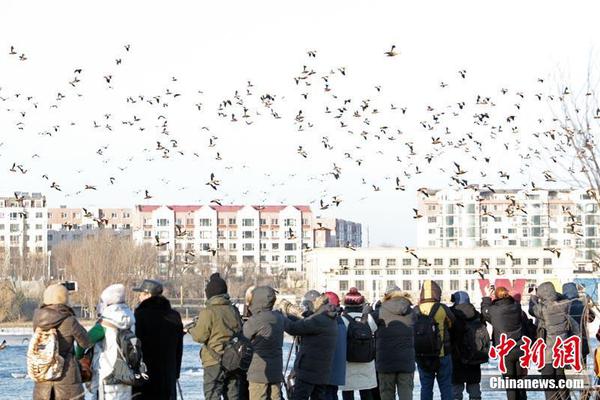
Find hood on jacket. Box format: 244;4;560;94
34;304;74;330
381;295;412;315
420;280;441;303
206;293;232;306
249;286;276;314
101;303;135;330
562;283;579;300
451;291;470;305
537;281;558;302
452;303;477;320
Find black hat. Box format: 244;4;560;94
133;279;163;296
205;273;228;299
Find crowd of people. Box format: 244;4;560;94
27;275;598;400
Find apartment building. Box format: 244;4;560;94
47;206;132;250
416;188;599;271
305;247;579;304
313;217;362;248
0;192;47;260
131;204;314;274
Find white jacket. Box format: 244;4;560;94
91;303;136;400
340;311;378;391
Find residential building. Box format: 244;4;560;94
313;217;362;248
305;247;578;305
131;204;314;274
416;187;598;271
0;192;47;260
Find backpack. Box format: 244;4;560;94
459;318;490;365
27;328;65;382
343;312;375;363
206;306;254;375
414;303;442;358
104;328;148;387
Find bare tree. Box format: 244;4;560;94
52;231;158;314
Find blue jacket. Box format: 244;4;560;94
329;316;347;386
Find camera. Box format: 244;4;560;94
62;281;78;291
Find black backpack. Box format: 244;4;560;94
104;328;148;387
460;318;490;365
414;303;442;358
207;307;254;375
343;312;375;363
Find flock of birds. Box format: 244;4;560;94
1;43;598;262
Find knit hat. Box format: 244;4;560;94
324;291;340;307
101;284;126;306
451;291;470;305
43;283;69;306
205;273;228;299
343;287;365;306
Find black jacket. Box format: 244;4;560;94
284;306;338;385
529;282;579;361
135;295;184;400
373;296;416;373
481;296;525;345
449;303;482;384
243;286;285;384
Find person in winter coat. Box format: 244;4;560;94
83;284;135;400
189;273;243;400
562;282;595;367
529;282;579;400
416;280;455;400
282;292;339;400
481;286;528;400
449;291;483;400
323;291;347;400
95;284;137;400
242;286;285;400
340;288;378;400
372;286;416;400
134;279;184;400
33;283;92;400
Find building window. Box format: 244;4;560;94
371;259;380;266
272;243;279;250
434;258;443;266
527;269;537;275
242;218;254;227
355;259;364;266
228;218;237;225
271;218;278;225
543;268;552;274
242;243;254;251
465;258;474;266
450;258;459;266
418;269;429;275
513;258;521;265
229;243;237;251
355;280;365;291
157;219;169;227
272;255;279;262
497;258;506;266
386;258;396;266
285;243;297;251
356;270;364;275
402;258;412;266
450;280;459;291
284;255;297;263
543;258;552;266
434;269;443;275
527;258;538;266
402;280;412;291
242;231;254;239
243;255;255;264
259;218;267;225
402;269;412;275
387;269;397;275
198;218;212;226
284;219;296;227
340;281;349;291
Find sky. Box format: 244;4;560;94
1;1;600;246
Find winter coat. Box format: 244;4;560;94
92;303;136;400
417;281;455;357
373;294;416;373
134;295;184;400
340;306;377;391
481;296;526;345
32;304;92;400
284;305;338;385
328;316;347;386
449;303;482;385
529;282;580;362
189;294;242;367
243;286;285;384
563;282;592;358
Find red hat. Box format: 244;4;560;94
324;291;340;307
343;287;365;306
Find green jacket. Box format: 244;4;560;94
189;294;242;367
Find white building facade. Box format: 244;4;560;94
305;247;575;305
